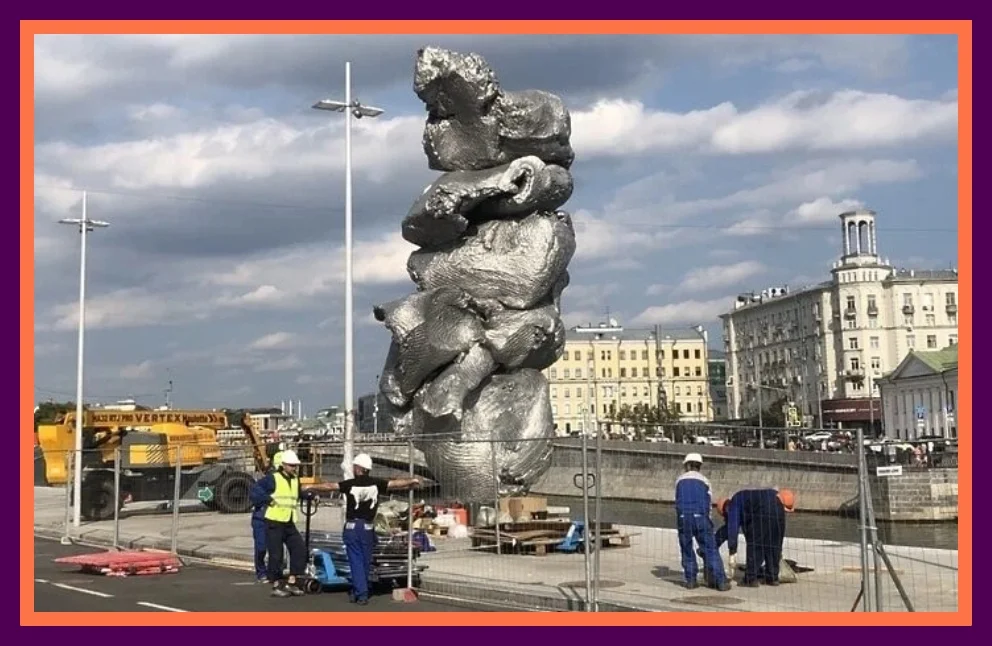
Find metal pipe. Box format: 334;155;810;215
406;439;415;589
170;447;183;555
863;462;884;611
72;193;88;529
342;60;355;481
491;442;501;556
593;419;602;612
875;541;915;612
580;428;592;612
61;451;73;545
113;448;121;550
856;426;871;611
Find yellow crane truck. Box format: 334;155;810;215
36;409;262;521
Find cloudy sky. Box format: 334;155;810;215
32;34;959;411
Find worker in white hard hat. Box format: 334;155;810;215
249;449;310;597
305;452;424;605
674;452;730;592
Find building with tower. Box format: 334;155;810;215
720;209;958;433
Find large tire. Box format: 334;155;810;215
80;474;115;521
214;472;254;514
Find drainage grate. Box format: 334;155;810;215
675;594;746;607
558;580;625;590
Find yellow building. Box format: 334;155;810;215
543;323;712;434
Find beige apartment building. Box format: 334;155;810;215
543;323;711;434
721;209;958;432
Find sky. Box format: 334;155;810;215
32;34;960;412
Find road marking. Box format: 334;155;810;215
35;578;49;584
137;601;189;613
52;583;114;598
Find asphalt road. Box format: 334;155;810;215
34;538;492;613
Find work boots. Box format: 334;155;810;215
271;581;305;598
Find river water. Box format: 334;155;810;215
543;495;958;551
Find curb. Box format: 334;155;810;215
35;525;675;612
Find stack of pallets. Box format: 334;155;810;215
470;521;632;556
54;550;182;576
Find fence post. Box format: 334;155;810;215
113;448;121;550
170;445;183;555
406;439;414;589
490;441;501;556
61;451;73;545
855;426;872;611
580;428;592;612
863;462;886;611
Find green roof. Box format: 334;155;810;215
912;345;958;373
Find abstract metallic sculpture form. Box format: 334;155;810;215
374;47;575;501
374;47;576;501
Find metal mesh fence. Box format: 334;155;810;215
31;428;959;612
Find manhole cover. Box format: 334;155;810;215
558;580;625;590
675;594;746;607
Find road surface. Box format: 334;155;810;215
33;537;493;613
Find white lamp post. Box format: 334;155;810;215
312;62;384;480
58;191;109;528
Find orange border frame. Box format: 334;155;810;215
20;20;972;627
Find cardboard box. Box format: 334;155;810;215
498;496;548;520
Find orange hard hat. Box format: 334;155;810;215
715;498;730;517
777;489;796;512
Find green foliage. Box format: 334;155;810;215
605;401;682;440
33;401;75;431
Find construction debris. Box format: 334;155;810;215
54;550;182;576
470;521;633;556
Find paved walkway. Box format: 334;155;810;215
34;487;958;612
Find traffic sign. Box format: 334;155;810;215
876;465;903;477
197;487;214;503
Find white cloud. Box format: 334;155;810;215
677;261;767;293
790;197;865;226
572;90;956;158
248;332;297;351
645;284;670;296
630;296;733;327
253;355;303;373
119;360;154;379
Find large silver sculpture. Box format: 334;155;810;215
373;47;576;501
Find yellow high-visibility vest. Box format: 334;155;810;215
264;471;299;524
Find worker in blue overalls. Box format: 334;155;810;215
714;488;796;587
248;450;283;583
675;453;730;591
305;453;423;605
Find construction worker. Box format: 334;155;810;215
247;451;284;583
305;453;423;605
249;449;309;597
675;453;730;591
714;488;796;587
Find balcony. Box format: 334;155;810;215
946;303;957;315
867;304;878;316
843;308;857;320
902;304;915;315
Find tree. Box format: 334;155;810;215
34;401;75;431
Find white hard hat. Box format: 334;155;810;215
353;453;373;470
684;452;703;465
280;450;301;466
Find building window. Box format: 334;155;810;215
849;337;859;350
601;351;606;360
927;335;938;349
870;336;880;349
619;350;626;360
587;351;593;360
925;314;936;326
686;402;693;413
851;357;860;371
871;356;881;371
563;369;570;379
903;314;914;327
694;349;701;359
607;368;613;378
551;388;558;398
673;367;681;377
946;292;956;306
869;318;879;329
867;294;877;310
575;368;582;379
564;403;571;415
949;335;958;345
620;388;627;398
620;368;627;378
675;402;682;413
601;369;607;378
697;386;703;396
576;387;583;399
631;367;638;378
846;319;857;330
589;387;595;398
564;388;570;398
907;335;916;349
948;313;957;326
675;386;681;396
642;350;648;360
683;349;690;359
550;369;557;379
903;293;913;307
695;367;702;376
607;351;612;360
846;295;856;310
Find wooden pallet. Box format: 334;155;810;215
470;523;633;556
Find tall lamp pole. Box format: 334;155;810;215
312;62;385;481
59;191;109;528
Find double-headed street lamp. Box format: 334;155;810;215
312;62;385;481
58;191;110;529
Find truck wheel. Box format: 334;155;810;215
214;472;254;514
80;476;115;521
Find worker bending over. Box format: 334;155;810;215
675;453;730;591
714;488;796;587
306;454;423;605
249;450;312;597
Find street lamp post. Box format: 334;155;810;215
59;191;109;529
692;325;709;422
312;63;384;480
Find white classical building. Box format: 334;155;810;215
720;209;958;431
877;345;958;439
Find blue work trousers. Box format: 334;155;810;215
251;517;267;579
677;512;726;586
343;519;378;601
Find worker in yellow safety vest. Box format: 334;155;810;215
249;449;308;597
